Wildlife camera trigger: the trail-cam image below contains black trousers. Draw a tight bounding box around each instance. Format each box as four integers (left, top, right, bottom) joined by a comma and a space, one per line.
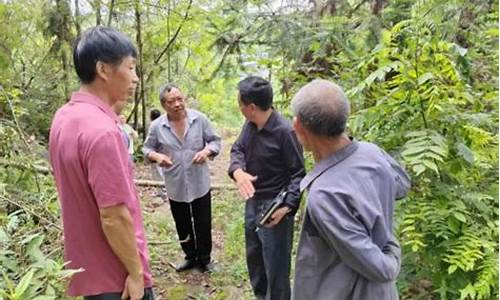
169, 190, 212, 265
245, 198, 294, 300
84, 287, 154, 300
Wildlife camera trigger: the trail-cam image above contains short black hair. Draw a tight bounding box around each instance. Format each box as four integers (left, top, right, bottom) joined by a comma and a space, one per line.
159, 83, 179, 106
237, 76, 273, 110
73, 26, 137, 83
150, 109, 161, 121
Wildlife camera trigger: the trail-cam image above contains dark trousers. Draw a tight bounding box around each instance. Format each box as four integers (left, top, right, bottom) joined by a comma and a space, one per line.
169, 191, 212, 265
84, 287, 154, 300
245, 198, 294, 300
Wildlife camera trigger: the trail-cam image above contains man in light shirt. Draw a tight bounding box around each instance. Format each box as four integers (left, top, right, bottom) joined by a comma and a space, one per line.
143, 83, 221, 272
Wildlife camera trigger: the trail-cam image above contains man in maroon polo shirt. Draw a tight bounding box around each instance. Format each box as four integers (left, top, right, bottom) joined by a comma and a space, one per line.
49, 26, 154, 300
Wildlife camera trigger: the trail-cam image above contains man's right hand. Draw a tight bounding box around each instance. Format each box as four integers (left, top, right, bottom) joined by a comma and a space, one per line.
121, 274, 144, 300
150, 152, 173, 168
233, 169, 257, 200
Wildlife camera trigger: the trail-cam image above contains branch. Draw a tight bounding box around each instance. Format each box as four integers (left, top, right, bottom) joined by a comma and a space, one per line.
0, 195, 62, 231
178, 49, 192, 78
0, 160, 237, 191
0, 87, 41, 191
203, 45, 233, 82
134, 179, 235, 190
153, 0, 193, 65
0, 159, 51, 175
349, 0, 369, 16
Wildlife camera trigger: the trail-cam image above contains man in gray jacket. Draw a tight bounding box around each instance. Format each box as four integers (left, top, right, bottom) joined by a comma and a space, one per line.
290, 79, 411, 300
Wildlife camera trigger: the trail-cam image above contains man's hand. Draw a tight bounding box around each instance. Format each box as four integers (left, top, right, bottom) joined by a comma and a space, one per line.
150, 152, 173, 168
264, 206, 292, 228
121, 274, 144, 300
192, 149, 211, 164
233, 169, 257, 200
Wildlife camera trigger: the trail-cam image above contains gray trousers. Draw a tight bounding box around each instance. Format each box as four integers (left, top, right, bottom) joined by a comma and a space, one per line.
84, 287, 154, 300
245, 198, 294, 300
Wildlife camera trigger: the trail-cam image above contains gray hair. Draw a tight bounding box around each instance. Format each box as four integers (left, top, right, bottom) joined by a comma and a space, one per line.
159, 83, 179, 105
291, 79, 350, 137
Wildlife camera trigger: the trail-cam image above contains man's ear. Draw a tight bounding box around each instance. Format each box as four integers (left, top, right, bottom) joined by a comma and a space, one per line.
95, 61, 109, 81
293, 117, 308, 149
293, 117, 303, 135
249, 103, 258, 112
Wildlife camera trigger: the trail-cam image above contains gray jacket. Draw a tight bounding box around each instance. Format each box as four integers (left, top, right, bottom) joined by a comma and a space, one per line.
293, 140, 410, 300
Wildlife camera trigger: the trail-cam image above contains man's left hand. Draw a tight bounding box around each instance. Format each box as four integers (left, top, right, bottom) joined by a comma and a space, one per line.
192, 149, 211, 164
264, 206, 292, 228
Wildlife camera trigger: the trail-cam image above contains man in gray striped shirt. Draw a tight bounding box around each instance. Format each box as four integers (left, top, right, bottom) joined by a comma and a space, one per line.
143, 83, 221, 273
290, 79, 411, 300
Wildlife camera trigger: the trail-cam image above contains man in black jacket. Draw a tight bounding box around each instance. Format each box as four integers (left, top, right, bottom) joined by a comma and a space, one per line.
228, 76, 306, 300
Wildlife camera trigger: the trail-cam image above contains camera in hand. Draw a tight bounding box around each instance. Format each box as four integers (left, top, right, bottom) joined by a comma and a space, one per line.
258, 190, 288, 227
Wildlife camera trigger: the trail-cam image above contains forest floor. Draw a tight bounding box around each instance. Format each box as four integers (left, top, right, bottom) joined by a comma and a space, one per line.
133, 128, 256, 300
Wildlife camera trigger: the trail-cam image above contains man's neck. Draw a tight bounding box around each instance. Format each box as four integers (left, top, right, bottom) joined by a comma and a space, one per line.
79, 83, 113, 107
311, 134, 351, 162
167, 111, 186, 122
253, 109, 273, 130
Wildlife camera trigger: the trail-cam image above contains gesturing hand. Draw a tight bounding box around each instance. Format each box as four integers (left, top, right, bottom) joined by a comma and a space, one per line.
153, 153, 173, 168
233, 169, 257, 200
192, 149, 211, 164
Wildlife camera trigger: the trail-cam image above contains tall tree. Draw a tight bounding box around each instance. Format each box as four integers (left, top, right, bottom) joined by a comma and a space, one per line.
74, 0, 81, 36
93, 0, 101, 26
134, 0, 146, 140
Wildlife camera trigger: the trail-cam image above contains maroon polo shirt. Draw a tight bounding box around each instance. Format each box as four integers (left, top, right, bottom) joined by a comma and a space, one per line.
49, 91, 152, 296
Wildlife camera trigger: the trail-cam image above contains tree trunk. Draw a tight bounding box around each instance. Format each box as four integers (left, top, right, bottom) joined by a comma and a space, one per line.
135, 0, 146, 140
55, 0, 71, 98
167, 0, 172, 81
371, 0, 385, 15
107, 0, 116, 27
74, 0, 81, 36
133, 91, 139, 129
61, 51, 69, 98
94, 0, 102, 26
456, 0, 482, 48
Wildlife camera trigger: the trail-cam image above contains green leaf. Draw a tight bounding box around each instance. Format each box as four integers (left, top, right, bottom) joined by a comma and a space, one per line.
31, 296, 56, 300
405, 131, 428, 138
20, 233, 41, 245
453, 212, 467, 223
58, 268, 85, 279
448, 264, 458, 274
454, 44, 468, 57
418, 72, 434, 85
486, 27, 499, 37
14, 269, 34, 297
422, 160, 439, 173
309, 40, 321, 52
6, 215, 19, 232
412, 164, 426, 175
25, 234, 45, 262
456, 143, 474, 164
0, 228, 8, 244
401, 146, 426, 156
428, 146, 447, 157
